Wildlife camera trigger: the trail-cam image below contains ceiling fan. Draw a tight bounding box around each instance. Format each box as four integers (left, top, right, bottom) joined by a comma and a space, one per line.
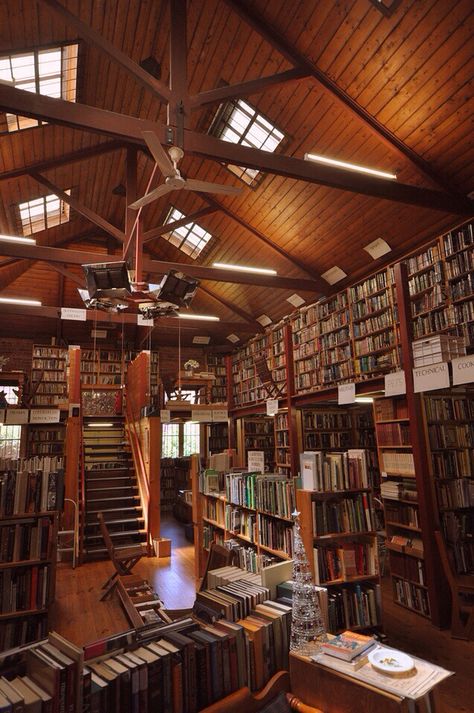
129, 131, 242, 210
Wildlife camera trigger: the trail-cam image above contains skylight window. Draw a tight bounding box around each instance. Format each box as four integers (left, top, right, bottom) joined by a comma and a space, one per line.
210, 98, 285, 186
164, 207, 213, 259
0, 43, 78, 133
18, 191, 71, 235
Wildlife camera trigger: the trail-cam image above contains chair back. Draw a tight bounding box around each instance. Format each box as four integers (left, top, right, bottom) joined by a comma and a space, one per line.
98, 512, 116, 560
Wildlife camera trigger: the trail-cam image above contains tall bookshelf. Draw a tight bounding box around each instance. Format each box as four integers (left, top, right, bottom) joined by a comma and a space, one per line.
238, 415, 275, 471
205, 353, 227, 403
300, 407, 352, 451
207, 422, 229, 455
31, 345, 69, 407
26, 422, 66, 457
274, 411, 291, 475
296, 449, 381, 633
81, 348, 124, 386
268, 321, 287, 397
150, 350, 161, 408
231, 333, 269, 407
442, 222, 474, 349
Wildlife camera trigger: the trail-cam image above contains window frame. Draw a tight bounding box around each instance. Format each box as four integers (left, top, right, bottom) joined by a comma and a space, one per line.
163, 206, 214, 260
161, 421, 201, 458
17, 189, 72, 236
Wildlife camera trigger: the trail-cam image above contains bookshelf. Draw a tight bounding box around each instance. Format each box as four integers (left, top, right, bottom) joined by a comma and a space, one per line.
150, 350, 161, 408
296, 449, 381, 633
207, 422, 229, 455
160, 458, 190, 514
422, 389, 474, 576
31, 345, 69, 407
237, 415, 275, 471
205, 353, 227, 403
300, 407, 352, 451
26, 422, 66, 457
267, 322, 287, 397
274, 411, 291, 475
231, 333, 269, 407
81, 348, 124, 386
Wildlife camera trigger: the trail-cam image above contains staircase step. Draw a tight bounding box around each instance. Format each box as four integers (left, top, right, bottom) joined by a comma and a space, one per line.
85, 466, 132, 474
87, 506, 143, 518
85, 529, 147, 546
86, 478, 137, 489
86, 497, 141, 510
85, 517, 145, 532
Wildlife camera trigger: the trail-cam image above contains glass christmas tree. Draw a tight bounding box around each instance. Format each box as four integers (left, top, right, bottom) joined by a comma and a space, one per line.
290, 510, 328, 656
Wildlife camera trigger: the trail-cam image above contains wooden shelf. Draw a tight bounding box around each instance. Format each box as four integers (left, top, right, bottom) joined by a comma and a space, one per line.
385, 521, 421, 532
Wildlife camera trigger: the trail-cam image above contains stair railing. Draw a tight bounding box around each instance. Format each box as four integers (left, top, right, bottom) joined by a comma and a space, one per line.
124, 391, 152, 554
78, 424, 86, 563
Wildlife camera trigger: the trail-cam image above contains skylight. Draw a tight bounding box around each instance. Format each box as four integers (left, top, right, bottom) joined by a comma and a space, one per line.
164, 207, 213, 259
18, 191, 71, 235
0, 43, 78, 133
211, 98, 285, 186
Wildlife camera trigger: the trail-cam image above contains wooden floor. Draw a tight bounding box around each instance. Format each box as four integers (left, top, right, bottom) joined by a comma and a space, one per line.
54, 519, 473, 713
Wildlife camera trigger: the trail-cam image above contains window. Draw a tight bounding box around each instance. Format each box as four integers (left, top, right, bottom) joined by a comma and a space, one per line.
183, 422, 200, 456
0, 43, 78, 133
210, 98, 285, 186
161, 423, 180, 459
18, 190, 71, 235
0, 424, 21, 459
164, 207, 213, 259
0, 385, 19, 405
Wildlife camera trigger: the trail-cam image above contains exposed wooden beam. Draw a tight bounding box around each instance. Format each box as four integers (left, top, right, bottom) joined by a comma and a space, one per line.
202, 195, 327, 289
37, 0, 171, 104
198, 283, 263, 330
46, 262, 85, 287
124, 147, 138, 264
190, 68, 309, 108
1, 85, 471, 214
142, 206, 218, 244
0, 260, 34, 289
0, 141, 123, 183
223, 0, 461, 196
30, 172, 126, 244
168, 0, 189, 144
0, 241, 322, 291
0, 302, 258, 332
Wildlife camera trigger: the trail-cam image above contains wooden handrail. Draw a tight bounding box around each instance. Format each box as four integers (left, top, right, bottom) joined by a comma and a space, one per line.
78, 425, 86, 564
125, 390, 152, 552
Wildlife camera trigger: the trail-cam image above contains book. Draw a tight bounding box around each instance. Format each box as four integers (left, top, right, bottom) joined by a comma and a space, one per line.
321, 630, 375, 661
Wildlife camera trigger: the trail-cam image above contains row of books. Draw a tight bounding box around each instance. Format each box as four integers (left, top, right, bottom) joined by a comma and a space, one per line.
389, 550, 426, 585
312, 494, 373, 536
408, 264, 443, 296
375, 422, 410, 446
437, 477, 474, 509
300, 450, 370, 492
354, 332, 395, 356
352, 310, 394, 337
431, 449, 473, 479
350, 271, 388, 301
304, 431, 352, 450
380, 480, 418, 501
313, 541, 377, 584
327, 583, 381, 632
393, 577, 430, 617
351, 293, 390, 319
379, 451, 415, 476
427, 423, 473, 449
0, 563, 50, 614
257, 514, 293, 557
0, 458, 65, 516
303, 412, 351, 432
225, 473, 295, 518
354, 351, 397, 375
225, 507, 256, 541
0, 516, 53, 563
385, 503, 419, 528
0, 615, 48, 653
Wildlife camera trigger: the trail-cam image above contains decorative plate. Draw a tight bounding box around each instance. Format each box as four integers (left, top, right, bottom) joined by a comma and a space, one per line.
368, 648, 415, 675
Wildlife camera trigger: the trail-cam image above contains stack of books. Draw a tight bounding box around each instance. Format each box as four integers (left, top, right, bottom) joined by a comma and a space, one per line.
318, 630, 377, 671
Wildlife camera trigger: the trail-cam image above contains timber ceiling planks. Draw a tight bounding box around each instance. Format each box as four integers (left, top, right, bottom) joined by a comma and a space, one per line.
0, 0, 472, 346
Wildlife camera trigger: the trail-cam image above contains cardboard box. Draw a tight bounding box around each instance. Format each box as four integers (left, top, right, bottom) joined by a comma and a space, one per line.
154, 537, 172, 558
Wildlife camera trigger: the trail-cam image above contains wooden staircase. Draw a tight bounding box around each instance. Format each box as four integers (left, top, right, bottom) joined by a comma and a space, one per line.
82, 416, 148, 558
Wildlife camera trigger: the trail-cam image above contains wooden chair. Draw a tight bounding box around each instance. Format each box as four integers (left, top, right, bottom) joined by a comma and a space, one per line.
97, 512, 148, 601
435, 530, 474, 639
200, 671, 324, 713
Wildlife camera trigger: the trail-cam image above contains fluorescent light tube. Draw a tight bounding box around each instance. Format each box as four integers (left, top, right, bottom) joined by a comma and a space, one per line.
177, 313, 220, 321
0, 234, 36, 245
0, 296, 42, 306
213, 262, 277, 275
86, 422, 114, 427
305, 153, 397, 180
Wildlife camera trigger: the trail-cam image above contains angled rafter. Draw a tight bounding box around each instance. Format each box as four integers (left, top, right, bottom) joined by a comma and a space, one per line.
223, 0, 462, 196
190, 68, 309, 109
143, 206, 219, 244
30, 172, 125, 243
198, 283, 263, 330
1, 85, 471, 214
0, 141, 123, 183
37, 0, 171, 105
45, 262, 85, 287
0, 260, 34, 289
0, 240, 322, 291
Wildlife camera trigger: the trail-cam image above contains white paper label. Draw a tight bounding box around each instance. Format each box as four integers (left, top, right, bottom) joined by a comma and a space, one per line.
5, 408, 29, 424
248, 451, 265, 473
29, 408, 60, 424
413, 362, 450, 392
338, 383, 355, 404
192, 409, 213, 422
212, 409, 228, 422
160, 409, 171, 423
137, 315, 154, 327
385, 370, 406, 397
266, 399, 279, 417
452, 355, 474, 386
61, 307, 87, 321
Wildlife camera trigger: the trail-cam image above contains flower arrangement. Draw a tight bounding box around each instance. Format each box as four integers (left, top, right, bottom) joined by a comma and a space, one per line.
184, 359, 200, 372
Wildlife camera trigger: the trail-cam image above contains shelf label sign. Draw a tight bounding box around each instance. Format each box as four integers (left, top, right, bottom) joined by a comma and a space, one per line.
61, 307, 86, 321
338, 382, 355, 404
137, 315, 154, 327
5, 408, 29, 424
452, 355, 474, 386
248, 450, 265, 473
385, 370, 406, 396
212, 409, 228, 422
413, 362, 449, 392
160, 409, 171, 423
266, 399, 279, 417
29, 408, 61, 423
192, 410, 213, 422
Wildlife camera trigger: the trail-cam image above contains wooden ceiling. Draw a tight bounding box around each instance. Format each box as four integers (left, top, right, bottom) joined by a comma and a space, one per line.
0, 0, 472, 348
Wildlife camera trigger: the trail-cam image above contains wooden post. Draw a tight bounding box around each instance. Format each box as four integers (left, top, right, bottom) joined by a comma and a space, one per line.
64, 346, 81, 530
394, 261, 450, 628
148, 416, 161, 541
190, 454, 203, 585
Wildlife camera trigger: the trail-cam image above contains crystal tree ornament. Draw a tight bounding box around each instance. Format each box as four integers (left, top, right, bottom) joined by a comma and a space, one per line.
290, 510, 327, 656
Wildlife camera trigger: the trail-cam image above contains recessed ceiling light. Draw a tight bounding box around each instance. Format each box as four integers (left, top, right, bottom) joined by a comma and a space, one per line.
256, 314, 272, 326
213, 262, 277, 275
0, 296, 42, 306
227, 333, 240, 343
0, 234, 36, 245
177, 313, 220, 321
364, 238, 392, 260
286, 293, 305, 308
304, 153, 397, 180
193, 336, 210, 344
321, 266, 347, 285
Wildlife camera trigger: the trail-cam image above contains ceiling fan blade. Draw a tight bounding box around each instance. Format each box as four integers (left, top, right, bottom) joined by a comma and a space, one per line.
142, 131, 176, 178
129, 183, 174, 210
184, 178, 242, 196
